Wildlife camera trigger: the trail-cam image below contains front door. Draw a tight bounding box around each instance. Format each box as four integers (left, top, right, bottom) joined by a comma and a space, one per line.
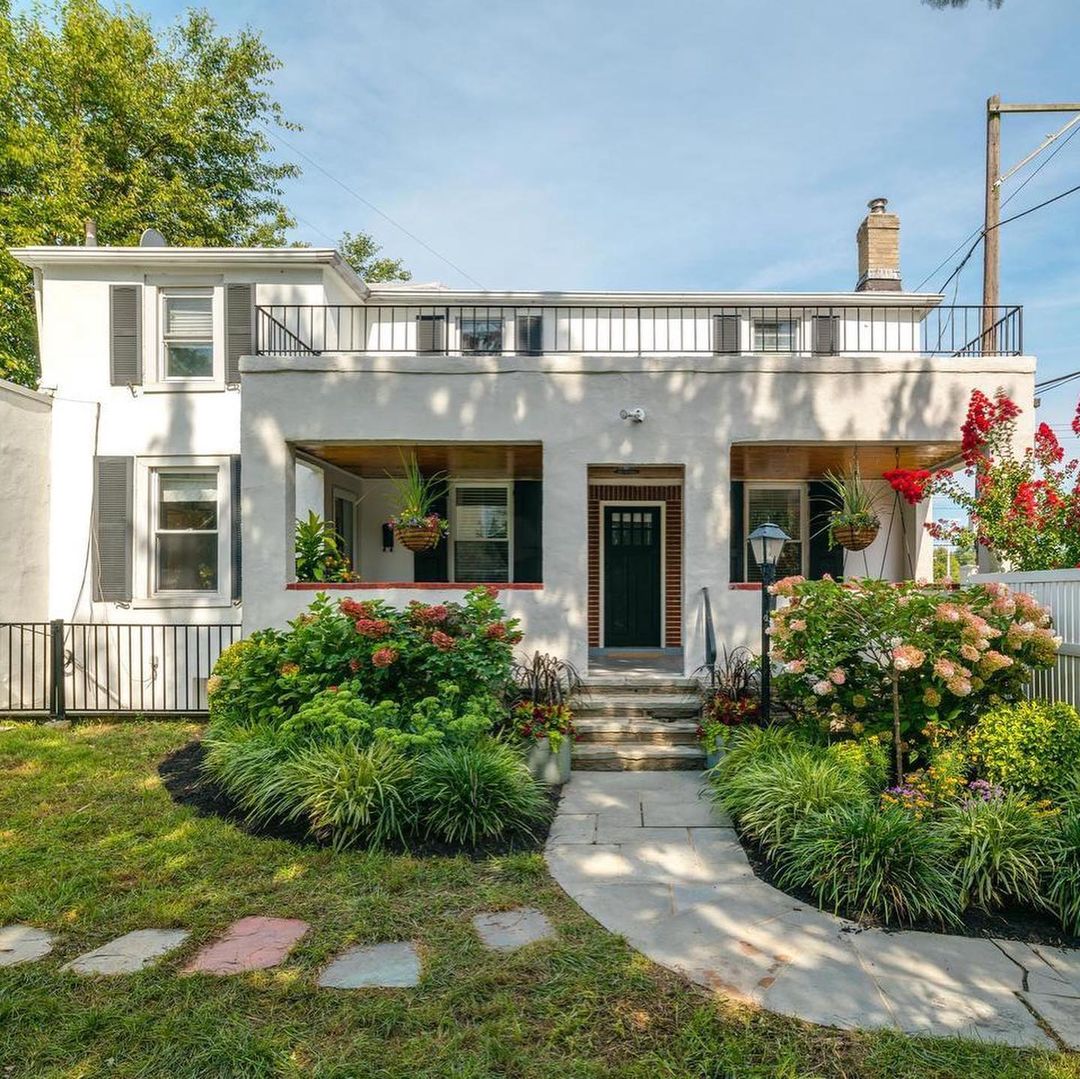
603, 506, 661, 647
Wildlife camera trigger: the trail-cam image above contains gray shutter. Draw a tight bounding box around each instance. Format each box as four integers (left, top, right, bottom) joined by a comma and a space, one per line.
516, 314, 542, 354
110, 285, 142, 385
417, 314, 446, 353
812, 315, 840, 356
712, 314, 740, 355
230, 455, 242, 601
226, 284, 253, 384
729, 480, 745, 583
93, 456, 134, 602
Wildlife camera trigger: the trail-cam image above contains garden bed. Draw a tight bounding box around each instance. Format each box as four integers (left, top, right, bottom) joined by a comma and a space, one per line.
159, 738, 559, 858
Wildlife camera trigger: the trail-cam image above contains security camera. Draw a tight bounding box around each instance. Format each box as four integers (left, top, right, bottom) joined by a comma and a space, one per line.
620, 407, 646, 423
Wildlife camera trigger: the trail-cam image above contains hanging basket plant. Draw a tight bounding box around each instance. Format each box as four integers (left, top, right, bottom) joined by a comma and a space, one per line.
387, 452, 450, 553
822, 464, 882, 552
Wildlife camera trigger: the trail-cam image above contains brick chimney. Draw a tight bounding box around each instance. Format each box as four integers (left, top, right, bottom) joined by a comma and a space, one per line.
855, 197, 901, 291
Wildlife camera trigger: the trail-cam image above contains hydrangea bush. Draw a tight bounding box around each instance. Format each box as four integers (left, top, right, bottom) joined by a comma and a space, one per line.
770, 576, 1060, 778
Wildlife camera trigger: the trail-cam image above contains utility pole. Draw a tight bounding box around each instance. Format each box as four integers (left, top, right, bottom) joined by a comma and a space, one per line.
982, 98, 1080, 349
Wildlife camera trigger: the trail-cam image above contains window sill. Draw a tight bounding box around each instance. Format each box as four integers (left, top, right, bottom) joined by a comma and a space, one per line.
131, 597, 239, 609
286, 582, 543, 591
141, 383, 229, 394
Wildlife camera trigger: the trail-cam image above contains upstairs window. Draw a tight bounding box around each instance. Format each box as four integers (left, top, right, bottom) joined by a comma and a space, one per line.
752, 318, 797, 353
161, 291, 214, 379
155, 470, 219, 593
452, 484, 510, 582
461, 316, 504, 354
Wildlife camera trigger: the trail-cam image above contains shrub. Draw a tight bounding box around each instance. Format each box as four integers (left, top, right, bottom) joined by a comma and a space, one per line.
708, 724, 799, 787
716, 746, 871, 855
1047, 812, 1080, 935
413, 739, 548, 846
202, 724, 299, 824
938, 792, 1057, 912
777, 803, 960, 926
967, 700, 1080, 799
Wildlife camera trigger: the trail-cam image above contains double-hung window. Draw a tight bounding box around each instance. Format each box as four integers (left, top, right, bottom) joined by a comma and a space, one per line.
161, 290, 214, 380
460, 316, 504, 354
154, 470, 220, 593
752, 318, 798, 353
452, 484, 511, 582
744, 484, 806, 582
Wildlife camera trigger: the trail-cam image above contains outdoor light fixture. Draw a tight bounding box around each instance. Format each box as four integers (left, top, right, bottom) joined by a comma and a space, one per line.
381, 523, 395, 552
748, 522, 791, 722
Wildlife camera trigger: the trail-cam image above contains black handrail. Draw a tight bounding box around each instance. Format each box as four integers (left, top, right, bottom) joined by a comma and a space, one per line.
702, 586, 717, 676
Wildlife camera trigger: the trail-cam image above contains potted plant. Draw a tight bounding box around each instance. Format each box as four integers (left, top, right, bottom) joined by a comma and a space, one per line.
294, 511, 357, 582
823, 464, 881, 551
696, 645, 760, 767
510, 652, 582, 784
386, 454, 449, 553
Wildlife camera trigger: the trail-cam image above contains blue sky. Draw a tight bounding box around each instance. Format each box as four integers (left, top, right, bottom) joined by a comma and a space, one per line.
119, 1, 1080, 437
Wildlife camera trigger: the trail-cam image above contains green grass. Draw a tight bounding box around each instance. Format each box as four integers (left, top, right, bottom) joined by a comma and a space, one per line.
1, 721, 1078, 1078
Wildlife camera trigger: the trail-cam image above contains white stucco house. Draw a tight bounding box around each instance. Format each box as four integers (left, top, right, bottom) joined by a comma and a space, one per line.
0, 199, 1034, 710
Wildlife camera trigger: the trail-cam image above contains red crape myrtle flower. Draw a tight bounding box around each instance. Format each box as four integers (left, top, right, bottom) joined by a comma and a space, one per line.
883, 468, 933, 506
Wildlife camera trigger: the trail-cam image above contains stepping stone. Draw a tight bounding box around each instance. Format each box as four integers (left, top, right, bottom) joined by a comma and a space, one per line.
182, 916, 308, 976
0, 924, 54, 967
472, 907, 555, 952
318, 942, 420, 989
62, 929, 190, 975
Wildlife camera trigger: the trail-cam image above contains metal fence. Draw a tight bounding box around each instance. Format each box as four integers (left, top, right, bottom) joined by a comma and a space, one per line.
970, 570, 1080, 708
255, 303, 1023, 358
1, 621, 242, 718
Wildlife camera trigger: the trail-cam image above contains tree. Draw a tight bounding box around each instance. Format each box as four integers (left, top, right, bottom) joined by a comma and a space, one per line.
0, 0, 300, 386
337, 231, 411, 283
922, 0, 1004, 7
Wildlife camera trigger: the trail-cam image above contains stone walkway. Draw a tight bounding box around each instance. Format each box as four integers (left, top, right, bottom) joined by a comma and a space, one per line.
545, 770, 1080, 1050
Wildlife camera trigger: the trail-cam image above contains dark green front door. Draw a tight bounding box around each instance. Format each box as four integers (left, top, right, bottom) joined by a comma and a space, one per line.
603, 506, 661, 647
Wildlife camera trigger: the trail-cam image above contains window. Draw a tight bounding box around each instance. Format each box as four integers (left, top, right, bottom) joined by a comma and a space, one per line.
416, 314, 446, 353
452, 484, 510, 582
333, 491, 358, 569
161, 291, 214, 379
461, 316, 504, 354
745, 484, 805, 582
154, 470, 219, 592
516, 313, 543, 354
753, 318, 797, 353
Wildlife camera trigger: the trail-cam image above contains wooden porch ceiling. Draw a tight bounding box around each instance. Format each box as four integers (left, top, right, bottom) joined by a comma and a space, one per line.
730, 442, 962, 480
295, 441, 543, 479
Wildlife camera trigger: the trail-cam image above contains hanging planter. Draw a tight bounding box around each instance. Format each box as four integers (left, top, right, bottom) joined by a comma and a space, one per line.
821, 463, 883, 554
830, 521, 880, 552
387, 452, 450, 553
394, 518, 445, 552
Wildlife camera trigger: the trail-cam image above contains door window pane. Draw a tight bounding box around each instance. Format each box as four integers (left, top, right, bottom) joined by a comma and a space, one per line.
746, 486, 803, 581
155, 471, 219, 592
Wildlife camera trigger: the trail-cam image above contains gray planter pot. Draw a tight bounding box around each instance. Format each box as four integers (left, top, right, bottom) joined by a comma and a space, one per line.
525, 736, 572, 785
705, 741, 728, 770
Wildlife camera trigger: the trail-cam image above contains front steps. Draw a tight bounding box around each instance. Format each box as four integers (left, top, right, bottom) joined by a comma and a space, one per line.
572, 677, 705, 771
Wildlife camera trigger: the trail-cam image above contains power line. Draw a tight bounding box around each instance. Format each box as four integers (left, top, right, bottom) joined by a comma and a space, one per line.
259, 123, 486, 288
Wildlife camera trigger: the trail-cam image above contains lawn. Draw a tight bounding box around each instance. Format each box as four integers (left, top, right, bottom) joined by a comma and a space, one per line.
1, 721, 1078, 1079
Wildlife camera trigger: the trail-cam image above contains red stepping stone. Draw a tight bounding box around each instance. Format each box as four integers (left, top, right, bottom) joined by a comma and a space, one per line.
182, 916, 309, 976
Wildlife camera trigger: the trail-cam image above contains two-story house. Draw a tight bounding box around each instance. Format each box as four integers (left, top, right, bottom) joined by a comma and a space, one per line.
1, 199, 1034, 712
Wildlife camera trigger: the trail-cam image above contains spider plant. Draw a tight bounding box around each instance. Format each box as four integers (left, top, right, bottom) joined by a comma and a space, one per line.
386, 452, 449, 530
822, 463, 882, 532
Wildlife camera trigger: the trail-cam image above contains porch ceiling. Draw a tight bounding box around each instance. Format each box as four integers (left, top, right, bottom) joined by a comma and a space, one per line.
296, 441, 542, 479
730, 441, 962, 480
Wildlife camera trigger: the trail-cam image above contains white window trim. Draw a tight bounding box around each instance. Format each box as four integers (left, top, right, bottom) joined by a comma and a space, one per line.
143, 285, 226, 393
332, 486, 360, 567
597, 499, 667, 648
751, 316, 802, 354
448, 480, 514, 583
743, 481, 809, 582
133, 455, 233, 606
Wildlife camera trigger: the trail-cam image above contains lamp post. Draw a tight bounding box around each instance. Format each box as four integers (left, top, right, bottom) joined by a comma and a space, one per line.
748, 522, 791, 723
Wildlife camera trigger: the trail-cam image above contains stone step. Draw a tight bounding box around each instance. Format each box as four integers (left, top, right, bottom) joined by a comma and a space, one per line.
573, 694, 701, 719
573, 718, 700, 746
580, 677, 700, 695
572, 742, 707, 771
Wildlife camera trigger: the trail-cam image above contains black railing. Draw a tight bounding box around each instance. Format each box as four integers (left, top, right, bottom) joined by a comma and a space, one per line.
702, 587, 717, 674
254, 304, 1023, 357
1, 621, 242, 717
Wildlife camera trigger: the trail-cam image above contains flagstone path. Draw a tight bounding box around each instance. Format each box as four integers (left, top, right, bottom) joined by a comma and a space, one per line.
544, 770, 1080, 1050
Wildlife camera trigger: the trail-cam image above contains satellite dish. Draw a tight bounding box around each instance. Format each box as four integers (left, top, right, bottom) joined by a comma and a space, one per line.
139, 228, 167, 247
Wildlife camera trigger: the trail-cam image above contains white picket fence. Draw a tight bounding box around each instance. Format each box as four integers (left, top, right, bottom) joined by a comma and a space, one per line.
970, 569, 1080, 708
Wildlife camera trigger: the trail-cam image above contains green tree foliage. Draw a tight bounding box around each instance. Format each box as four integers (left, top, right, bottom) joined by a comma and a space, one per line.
923, 0, 1003, 8
0, 0, 300, 386
337, 230, 412, 283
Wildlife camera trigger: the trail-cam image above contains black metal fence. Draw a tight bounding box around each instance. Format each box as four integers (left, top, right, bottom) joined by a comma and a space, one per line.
255, 303, 1023, 358
1, 621, 242, 718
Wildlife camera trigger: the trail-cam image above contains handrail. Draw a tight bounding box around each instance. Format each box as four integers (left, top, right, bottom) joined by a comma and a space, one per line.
702, 586, 717, 676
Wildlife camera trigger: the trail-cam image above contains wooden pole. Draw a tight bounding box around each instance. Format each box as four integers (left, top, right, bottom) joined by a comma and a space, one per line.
982, 94, 1001, 350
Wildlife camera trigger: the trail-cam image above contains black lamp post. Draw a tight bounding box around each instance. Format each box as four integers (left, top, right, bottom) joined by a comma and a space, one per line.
748, 522, 791, 723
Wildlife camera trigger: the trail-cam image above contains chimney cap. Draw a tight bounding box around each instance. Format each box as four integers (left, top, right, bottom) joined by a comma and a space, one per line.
868, 197, 889, 214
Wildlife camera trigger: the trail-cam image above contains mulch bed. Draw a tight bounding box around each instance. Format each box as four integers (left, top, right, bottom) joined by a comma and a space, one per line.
733, 819, 1080, 949
158, 739, 557, 859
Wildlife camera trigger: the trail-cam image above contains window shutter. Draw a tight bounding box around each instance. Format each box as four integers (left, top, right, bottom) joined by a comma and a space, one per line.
812, 315, 840, 356
417, 314, 446, 353
712, 314, 740, 355
93, 456, 134, 602
516, 314, 542, 354
231, 455, 242, 601
413, 489, 449, 581
226, 284, 253, 383
808, 480, 844, 579
729, 480, 745, 583
513, 480, 543, 583
110, 285, 142, 386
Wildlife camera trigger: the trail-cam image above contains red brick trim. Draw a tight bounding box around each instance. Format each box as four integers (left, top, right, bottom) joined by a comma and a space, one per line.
286, 582, 543, 591
587, 481, 683, 648
729, 583, 763, 591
